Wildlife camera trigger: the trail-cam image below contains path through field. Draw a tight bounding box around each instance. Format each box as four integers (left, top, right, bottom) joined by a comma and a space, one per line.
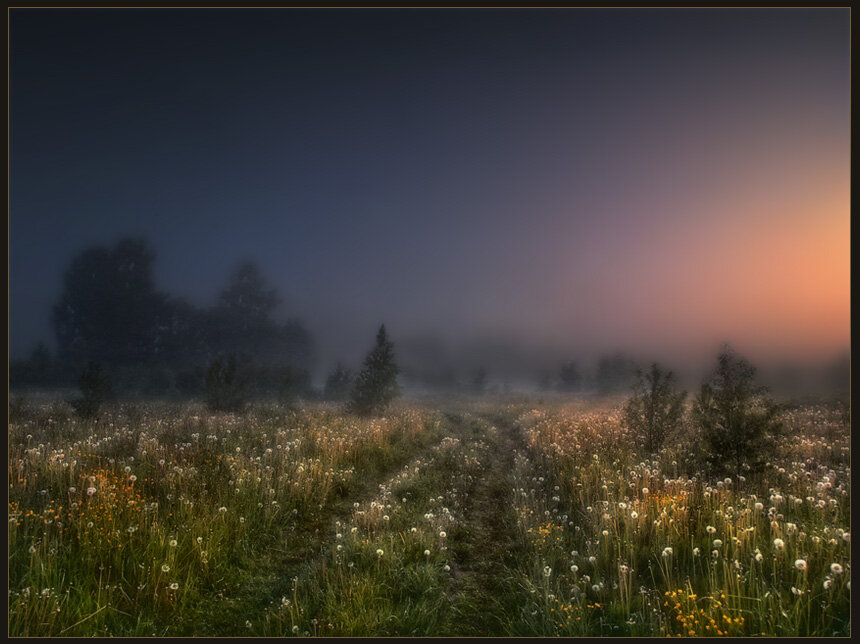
185, 406, 538, 636
184, 415, 453, 636
443, 412, 531, 635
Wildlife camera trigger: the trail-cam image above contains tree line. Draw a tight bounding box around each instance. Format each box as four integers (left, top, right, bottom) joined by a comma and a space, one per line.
11, 236, 402, 418
12, 237, 314, 396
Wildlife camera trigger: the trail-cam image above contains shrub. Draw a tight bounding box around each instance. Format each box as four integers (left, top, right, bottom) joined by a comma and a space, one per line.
624, 362, 686, 454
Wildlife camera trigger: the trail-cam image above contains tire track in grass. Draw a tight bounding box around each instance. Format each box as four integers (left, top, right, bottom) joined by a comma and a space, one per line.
260, 410, 488, 636
442, 411, 533, 636
183, 412, 455, 636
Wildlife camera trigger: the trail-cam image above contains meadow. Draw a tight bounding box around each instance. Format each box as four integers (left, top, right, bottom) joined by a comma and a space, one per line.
7, 395, 851, 636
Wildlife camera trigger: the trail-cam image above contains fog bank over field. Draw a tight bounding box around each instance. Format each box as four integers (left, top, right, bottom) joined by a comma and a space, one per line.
10, 9, 849, 399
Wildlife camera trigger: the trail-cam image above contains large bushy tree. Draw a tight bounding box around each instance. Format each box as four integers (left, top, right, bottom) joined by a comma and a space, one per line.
53, 238, 168, 367
693, 346, 783, 477
624, 362, 686, 454
348, 325, 399, 416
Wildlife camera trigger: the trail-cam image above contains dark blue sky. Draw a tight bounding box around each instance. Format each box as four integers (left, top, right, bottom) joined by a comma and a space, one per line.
10, 8, 850, 373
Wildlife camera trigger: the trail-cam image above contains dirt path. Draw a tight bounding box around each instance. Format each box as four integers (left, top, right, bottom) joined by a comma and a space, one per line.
442, 412, 530, 636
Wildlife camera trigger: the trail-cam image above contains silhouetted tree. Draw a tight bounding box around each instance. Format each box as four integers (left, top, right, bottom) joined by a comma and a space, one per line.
52, 238, 167, 367
219, 261, 279, 326
558, 361, 581, 392
10, 343, 68, 388
69, 361, 111, 419
204, 262, 313, 375
693, 346, 783, 477
204, 354, 250, 413
624, 363, 686, 454
324, 363, 353, 400
472, 367, 488, 395
595, 353, 637, 395
349, 325, 399, 416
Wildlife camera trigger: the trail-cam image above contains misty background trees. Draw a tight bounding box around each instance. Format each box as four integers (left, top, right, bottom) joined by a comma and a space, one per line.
13, 237, 315, 400
9, 236, 850, 413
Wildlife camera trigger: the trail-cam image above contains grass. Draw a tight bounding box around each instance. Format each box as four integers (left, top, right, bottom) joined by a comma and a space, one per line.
7, 396, 851, 636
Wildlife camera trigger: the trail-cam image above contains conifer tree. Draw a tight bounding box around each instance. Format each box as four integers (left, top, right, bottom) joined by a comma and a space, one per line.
693, 346, 783, 477
348, 325, 399, 416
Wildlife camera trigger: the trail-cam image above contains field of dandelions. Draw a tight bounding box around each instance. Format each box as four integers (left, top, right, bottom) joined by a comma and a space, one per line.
8, 395, 850, 636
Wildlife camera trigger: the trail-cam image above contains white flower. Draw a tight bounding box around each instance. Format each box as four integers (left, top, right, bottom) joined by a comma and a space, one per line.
218, 506, 227, 514
831, 563, 843, 575
87, 487, 97, 496
794, 559, 807, 571
661, 547, 673, 558
169, 582, 179, 590
692, 547, 700, 557
773, 538, 785, 550
439, 531, 446, 538
376, 549, 384, 557
444, 564, 450, 572
570, 564, 579, 573
543, 566, 552, 577
823, 578, 833, 590
713, 539, 723, 548
706, 526, 716, 534
424, 550, 431, 556
630, 511, 638, 519
169, 539, 178, 548
161, 564, 170, 573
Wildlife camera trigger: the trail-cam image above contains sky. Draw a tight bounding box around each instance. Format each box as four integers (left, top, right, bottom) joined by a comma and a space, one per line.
9, 8, 851, 376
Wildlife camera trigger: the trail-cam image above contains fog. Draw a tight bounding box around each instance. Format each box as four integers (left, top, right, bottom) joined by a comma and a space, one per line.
10, 9, 849, 399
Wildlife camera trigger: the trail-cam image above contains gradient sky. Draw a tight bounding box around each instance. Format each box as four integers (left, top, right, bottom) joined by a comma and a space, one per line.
9, 8, 850, 372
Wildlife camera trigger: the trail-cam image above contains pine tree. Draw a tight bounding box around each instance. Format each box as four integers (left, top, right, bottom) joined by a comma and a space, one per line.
348, 325, 400, 416
693, 346, 783, 477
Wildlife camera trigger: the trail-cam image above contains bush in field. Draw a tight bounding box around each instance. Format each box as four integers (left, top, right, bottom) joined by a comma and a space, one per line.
623, 362, 686, 454
324, 363, 353, 400
69, 361, 111, 419
204, 354, 250, 412
348, 325, 399, 416
693, 346, 783, 477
